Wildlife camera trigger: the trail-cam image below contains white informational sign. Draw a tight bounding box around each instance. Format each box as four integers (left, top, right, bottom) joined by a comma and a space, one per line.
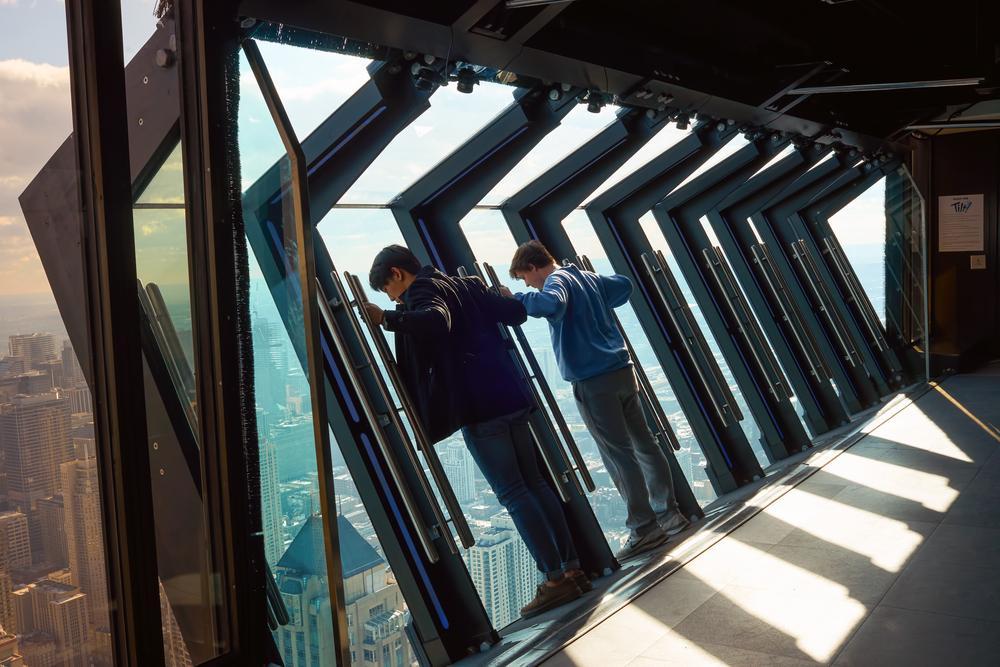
938, 194, 984, 252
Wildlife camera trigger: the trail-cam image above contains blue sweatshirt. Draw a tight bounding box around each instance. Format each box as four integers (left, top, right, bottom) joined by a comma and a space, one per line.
516, 264, 632, 383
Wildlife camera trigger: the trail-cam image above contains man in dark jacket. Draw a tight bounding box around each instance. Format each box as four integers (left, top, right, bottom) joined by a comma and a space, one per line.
365, 245, 586, 617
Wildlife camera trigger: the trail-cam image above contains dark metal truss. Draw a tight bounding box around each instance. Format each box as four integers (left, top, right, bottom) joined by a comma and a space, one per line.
651, 133, 812, 461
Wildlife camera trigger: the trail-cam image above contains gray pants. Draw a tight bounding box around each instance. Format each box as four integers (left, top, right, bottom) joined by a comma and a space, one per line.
573, 365, 679, 539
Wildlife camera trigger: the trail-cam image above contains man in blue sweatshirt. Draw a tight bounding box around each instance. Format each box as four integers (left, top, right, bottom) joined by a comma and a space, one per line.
508, 240, 688, 561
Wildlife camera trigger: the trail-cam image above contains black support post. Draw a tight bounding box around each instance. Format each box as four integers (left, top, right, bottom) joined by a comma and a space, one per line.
64, 0, 165, 663
174, 0, 267, 660
652, 133, 812, 461
707, 145, 851, 435
752, 153, 883, 411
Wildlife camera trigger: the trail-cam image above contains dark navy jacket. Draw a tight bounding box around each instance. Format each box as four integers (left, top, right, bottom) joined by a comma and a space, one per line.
383, 266, 532, 443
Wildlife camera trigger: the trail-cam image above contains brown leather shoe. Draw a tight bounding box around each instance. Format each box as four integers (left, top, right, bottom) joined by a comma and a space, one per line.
520, 578, 582, 618
567, 569, 593, 593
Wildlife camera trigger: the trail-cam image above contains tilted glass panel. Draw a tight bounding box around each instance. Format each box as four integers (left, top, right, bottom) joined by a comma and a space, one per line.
136, 142, 185, 205
665, 134, 749, 197
255, 41, 373, 141
581, 124, 689, 205
133, 206, 197, 407
827, 176, 887, 327
479, 104, 616, 205
131, 138, 226, 663
241, 57, 418, 667
639, 212, 769, 469
884, 165, 928, 381
562, 211, 718, 508
340, 82, 516, 205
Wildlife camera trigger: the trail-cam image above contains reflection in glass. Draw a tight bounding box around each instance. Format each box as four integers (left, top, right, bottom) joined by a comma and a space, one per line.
132, 139, 220, 663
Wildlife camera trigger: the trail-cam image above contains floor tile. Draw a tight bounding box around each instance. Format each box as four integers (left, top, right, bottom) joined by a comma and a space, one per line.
882, 559, 1000, 621
637, 636, 819, 666
672, 585, 867, 663
833, 606, 1000, 666
908, 523, 1000, 567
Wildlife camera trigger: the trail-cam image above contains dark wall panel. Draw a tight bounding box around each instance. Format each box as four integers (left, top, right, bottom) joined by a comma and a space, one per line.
917, 130, 1000, 372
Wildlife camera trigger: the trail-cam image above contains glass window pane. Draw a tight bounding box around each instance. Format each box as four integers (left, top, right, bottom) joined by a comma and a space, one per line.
827, 177, 887, 326
638, 213, 768, 469
666, 134, 749, 197
136, 143, 185, 205
582, 124, 689, 205
240, 57, 419, 667
479, 105, 616, 205
254, 41, 372, 140
340, 83, 516, 205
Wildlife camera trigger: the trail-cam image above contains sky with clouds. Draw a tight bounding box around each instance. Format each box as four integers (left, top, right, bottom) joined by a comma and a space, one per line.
0, 0, 889, 305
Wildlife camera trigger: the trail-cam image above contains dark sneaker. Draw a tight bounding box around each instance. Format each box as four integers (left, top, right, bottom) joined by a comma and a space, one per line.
660, 511, 690, 537
520, 578, 582, 619
568, 570, 593, 593
616, 529, 668, 562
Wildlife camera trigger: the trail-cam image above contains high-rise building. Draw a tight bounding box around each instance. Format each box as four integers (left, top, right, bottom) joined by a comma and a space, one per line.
274, 515, 412, 667
34, 497, 66, 567
7, 336, 56, 373
17, 632, 56, 667
36, 362, 63, 392
0, 631, 24, 666
12, 579, 90, 666
439, 440, 477, 504
60, 342, 84, 389
60, 429, 108, 624
259, 437, 284, 566
464, 514, 543, 630
0, 359, 27, 382
489, 513, 541, 611
159, 580, 193, 667
0, 394, 73, 513
64, 387, 92, 416
13, 372, 51, 397
0, 513, 32, 571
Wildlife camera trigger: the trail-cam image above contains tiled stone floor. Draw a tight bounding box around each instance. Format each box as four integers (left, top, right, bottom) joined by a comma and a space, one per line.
544, 364, 1000, 666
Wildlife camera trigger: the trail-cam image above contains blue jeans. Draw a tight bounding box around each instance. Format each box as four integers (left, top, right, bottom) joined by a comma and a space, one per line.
462, 408, 579, 581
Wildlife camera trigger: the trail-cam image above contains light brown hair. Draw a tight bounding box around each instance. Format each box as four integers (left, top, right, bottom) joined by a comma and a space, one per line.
509, 240, 556, 278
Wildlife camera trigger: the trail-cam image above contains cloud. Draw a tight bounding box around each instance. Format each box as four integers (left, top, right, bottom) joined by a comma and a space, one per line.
0, 58, 72, 295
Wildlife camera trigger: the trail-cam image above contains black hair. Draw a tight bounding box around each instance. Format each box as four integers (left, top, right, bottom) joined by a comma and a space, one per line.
369, 244, 422, 291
